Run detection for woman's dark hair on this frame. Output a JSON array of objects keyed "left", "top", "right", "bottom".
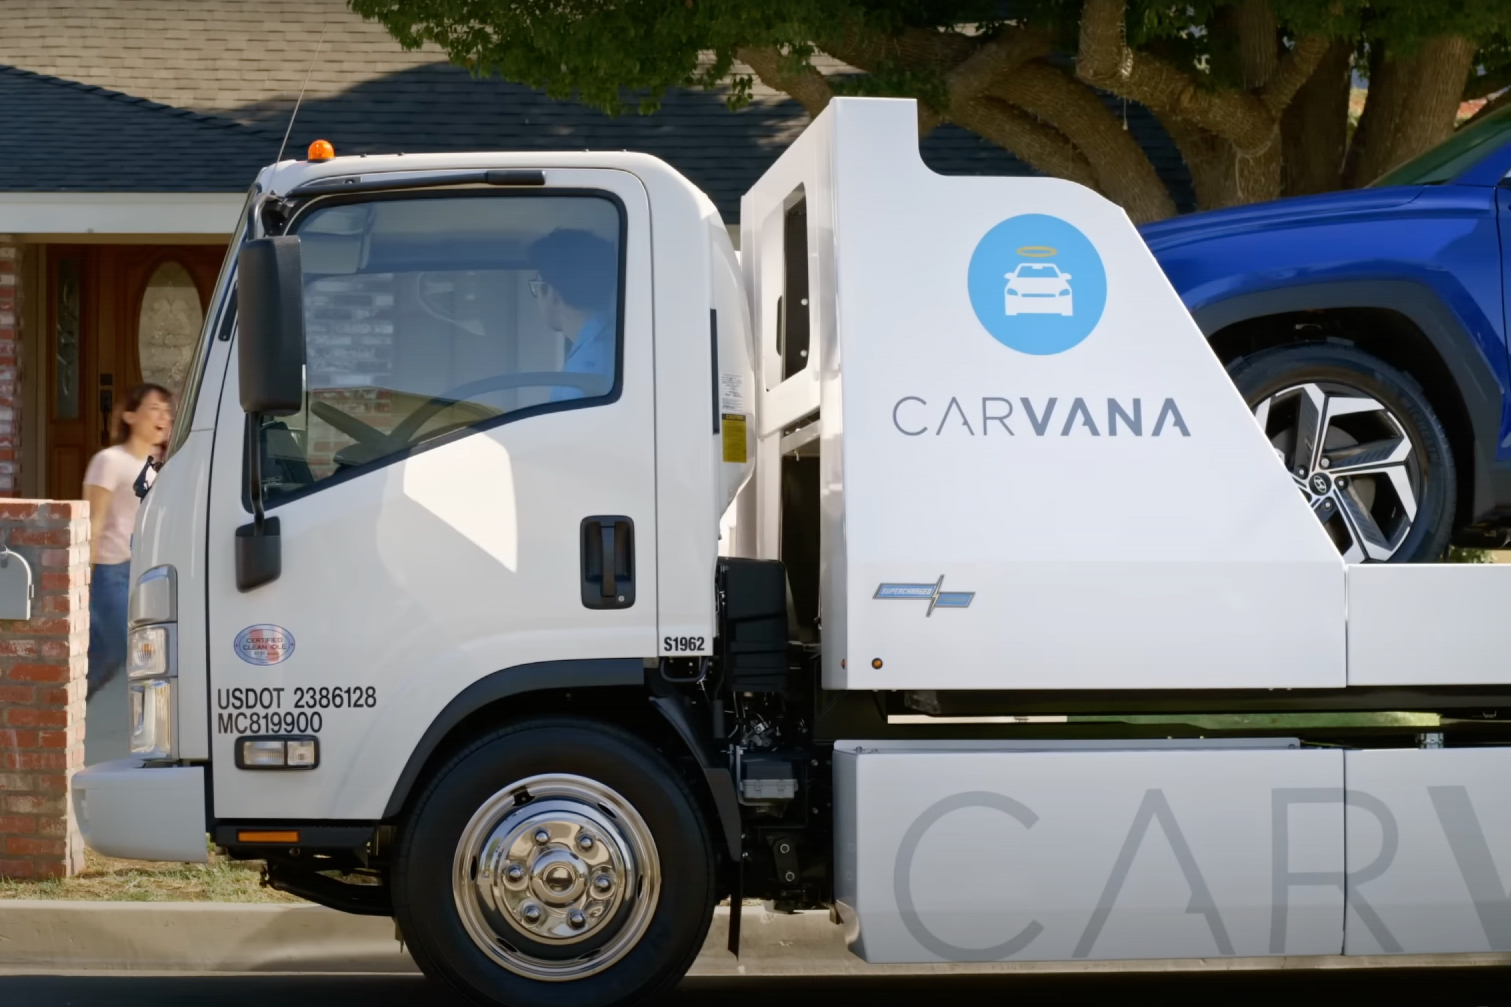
[{"left": 115, "top": 383, "right": 172, "bottom": 444}]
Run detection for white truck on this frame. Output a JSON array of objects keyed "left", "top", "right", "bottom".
[{"left": 73, "top": 97, "right": 1511, "bottom": 1004}]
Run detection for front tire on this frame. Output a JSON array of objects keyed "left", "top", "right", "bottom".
[
  {"left": 1228, "top": 343, "right": 1455, "bottom": 563},
  {"left": 393, "top": 718, "right": 716, "bottom": 1007}
]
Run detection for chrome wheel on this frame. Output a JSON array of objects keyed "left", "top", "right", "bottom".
[
  {"left": 452, "top": 773, "right": 661, "bottom": 982},
  {"left": 1253, "top": 381, "right": 1420, "bottom": 563}
]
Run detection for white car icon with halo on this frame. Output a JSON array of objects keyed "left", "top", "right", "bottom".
[{"left": 1004, "top": 260, "right": 1073, "bottom": 316}]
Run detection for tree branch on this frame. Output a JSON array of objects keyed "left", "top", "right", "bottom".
[
  {"left": 948, "top": 96, "right": 1101, "bottom": 191},
  {"left": 991, "top": 61, "right": 1175, "bottom": 222},
  {"left": 736, "top": 46, "right": 833, "bottom": 118},
  {"left": 1235, "top": 0, "right": 1280, "bottom": 90},
  {"left": 943, "top": 31, "right": 1055, "bottom": 104},
  {"left": 1078, "top": 0, "right": 1275, "bottom": 152},
  {"left": 1261, "top": 34, "right": 1331, "bottom": 117}
]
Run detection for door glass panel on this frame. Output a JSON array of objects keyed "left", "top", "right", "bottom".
[
  {"left": 258, "top": 193, "right": 624, "bottom": 505},
  {"left": 54, "top": 257, "right": 81, "bottom": 420},
  {"left": 138, "top": 261, "right": 204, "bottom": 395}
]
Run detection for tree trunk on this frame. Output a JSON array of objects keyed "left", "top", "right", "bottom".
[
  {"left": 1235, "top": 0, "right": 1279, "bottom": 90},
  {"left": 1077, "top": 0, "right": 1323, "bottom": 211},
  {"left": 947, "top": 96, "right": 1102, "bottom": 192},
  {"left": 1344, "top": 36, "right": 1477, "bottom": 187},
  {"left": 821, "top": 22, "right": 1172, "bottom": 219},
  {"left": 1281, "top": 39, "right": 1353, "bottom": 196},
  {"left": 1163, "top": 117, "right": 1283, "bottom": 211},
  {"left": 992, "top": 61, "right": 1175, "bottom": 222}
]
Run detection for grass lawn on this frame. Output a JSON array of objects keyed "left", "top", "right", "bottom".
[
  {"left": 0, "top": 847, "right": 305, "bottom": 903},
  {"left": 1073, "top": 711, "right": 1441, "bottom": 730}
]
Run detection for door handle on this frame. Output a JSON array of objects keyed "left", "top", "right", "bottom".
[{"left": 581, "top": 516, "right": 634, "bottom": 610}]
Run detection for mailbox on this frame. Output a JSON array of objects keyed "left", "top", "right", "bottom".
[{"left": 0, "top": 547, "right": 34, "bottom": 620}]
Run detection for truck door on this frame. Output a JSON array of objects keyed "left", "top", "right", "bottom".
[{"left": 205, "top": 172, "right": 657, "bottom": 819}]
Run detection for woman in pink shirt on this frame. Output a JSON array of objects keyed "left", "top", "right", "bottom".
[{"left": 83, "top": 383, "right": 171, "bottom": 699}]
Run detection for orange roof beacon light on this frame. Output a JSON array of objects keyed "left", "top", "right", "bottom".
[{"left": 307, "top": 139, "right": 335, "bottom": 162}]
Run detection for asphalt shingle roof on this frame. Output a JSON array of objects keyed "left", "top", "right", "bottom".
[
  {"left": 0, "top": 66, "right": 278, "bottom": 191},
  {"left": 0, "top": 0, "right": 1195, "bottom": 218}
]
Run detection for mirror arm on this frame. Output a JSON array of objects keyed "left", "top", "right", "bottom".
[
  {"left": 235, "top": 411, "right": 281, "bottom": 592},
  {"left": 245, "top": 412, "right": 267, "bottom": 529}
]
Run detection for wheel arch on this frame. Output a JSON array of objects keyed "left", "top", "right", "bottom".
[
  {"left": 1195, "top": 280, "right": 1502, "bottom": 528},
  {"left": 380, "top": 658, "right": 741, "bottom": 864}
]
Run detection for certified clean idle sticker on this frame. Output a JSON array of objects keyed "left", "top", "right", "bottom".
[{"left": 234, "top": 624, "right": 295, "bottom": 666}]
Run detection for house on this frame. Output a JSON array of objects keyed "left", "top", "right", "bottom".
[{"left": 0, "top": 0, "right": 1191, "bottom": 499}]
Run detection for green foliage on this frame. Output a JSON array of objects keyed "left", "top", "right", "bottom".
[
  {"left": 350, "top": 0, "right": 1006, "bottom": 114},
  {"left": 352, "top": 0, "right": 1511, "bottom": 118}
]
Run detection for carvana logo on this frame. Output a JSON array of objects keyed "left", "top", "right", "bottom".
[{"left": 967, "top": 214, "right": 1107, "bottom": 355}]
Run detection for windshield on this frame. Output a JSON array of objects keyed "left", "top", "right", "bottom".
[
  {"left": 165, "top": 185, "right": 255, "bottom": 459},
  {"left": 256, "top": 190, "right": 623, "bottom": 504},
  {"left": 1015, "top": 265, "right": 1060, "bottom": 278},
  {"left": 1371, "top": 103, "right": 1511, "bottom": 187}
]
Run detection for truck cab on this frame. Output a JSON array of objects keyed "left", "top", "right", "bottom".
[{"left": 72, "top": 99, "right": 1511, "bottom": 1006}]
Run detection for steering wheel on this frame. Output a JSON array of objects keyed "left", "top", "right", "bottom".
[{"left": 309, "top": 371, "right": 611, "bottom": 467}]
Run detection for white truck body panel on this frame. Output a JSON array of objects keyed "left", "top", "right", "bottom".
[
  {"left": 744, "top": 98, "right": 1349, "bottom": 692},
  {"left": 1346, "top": 564, "right": 1511, "bottom": 685},
  {"left": 835, "top": 741, "right": 1344, "bottom": 963},
  {"left": 1343, "top": 748, "right": 1511, "bottom": 954},
  {"left": 836, "top": 741, "right": 1511, "bottom": 964}
]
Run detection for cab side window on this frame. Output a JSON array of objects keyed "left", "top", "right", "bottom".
[{"left": 253, "top": 192, "right": 624, "bottom": 504}]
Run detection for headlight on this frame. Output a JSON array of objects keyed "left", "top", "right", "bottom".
[
  {"left": 130, "top": 679, "right": 174, "bottom": 759},
  {"left": 128, "top": 625, "right": 170, "bottom": 679}
]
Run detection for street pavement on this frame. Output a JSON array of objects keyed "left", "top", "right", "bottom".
[{"left": 5, "top": 968, "right": 1511, "bottom": 1006}]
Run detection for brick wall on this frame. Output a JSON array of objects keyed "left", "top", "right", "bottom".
[
  {"left": 0, "top": 237, "right": 18, "bottom": 496},
  {"left": 0, "top": 500, "right": 89, "bottom": 878}
]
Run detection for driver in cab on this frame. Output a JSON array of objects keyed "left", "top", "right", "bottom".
[{"left": 528, "top": 229, "right": 617, "bottom": 402}]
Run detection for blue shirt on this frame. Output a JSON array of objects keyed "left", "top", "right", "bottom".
[{"left": 551, "top": 312, "right": 615, "bottom": 402}]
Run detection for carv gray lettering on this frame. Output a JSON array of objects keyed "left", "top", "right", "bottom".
[
  {"left": 893, "top": 792, "right": 1044, "bottom": 961},
  {"left": 1429, "top": 785, "right": 1511, "bottom": 950},
  {"left": 1269, "top": 788, "right": 1399, "bottom": 954},
  {"left": 1073, "top": 788, "right": 1233, "bottom": 959}
]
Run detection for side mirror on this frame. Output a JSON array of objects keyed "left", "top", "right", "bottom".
[
  {"left": 237, "top": 237, "right": 306, "bottom": 416},
  {"left": 234, "top": 236, "right": 305, "bottom": 593},
  {"left": 1061, "top": 273, "right": 1073, "bottom": 280}
]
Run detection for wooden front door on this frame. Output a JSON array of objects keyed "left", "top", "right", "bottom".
[{"left": 45, "top": 245, "right": 225, "bottom": 499}]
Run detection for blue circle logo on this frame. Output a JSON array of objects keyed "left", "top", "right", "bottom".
[{"left": 967, "top": 214, "right": 1107, "bottom": 355}]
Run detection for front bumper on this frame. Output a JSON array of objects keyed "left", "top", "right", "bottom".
[{"left": 72, "top": 758, "right": 207, "bottom": 862}]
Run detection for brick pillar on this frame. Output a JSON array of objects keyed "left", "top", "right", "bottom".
[
  {"left": 0, "top": 238, "right": 19, "bottom": 496},
  {"left": 0, "top": 501, "right": 89, "bottom": 878}
]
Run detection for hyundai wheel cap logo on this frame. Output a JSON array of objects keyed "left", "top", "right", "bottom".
[{"left": 968, "top": 214, "right": 1107, "bottom": 355}]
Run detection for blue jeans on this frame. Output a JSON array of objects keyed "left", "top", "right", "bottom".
[{"left": 87, "top": 561, "right": 131, "bottom": 698}]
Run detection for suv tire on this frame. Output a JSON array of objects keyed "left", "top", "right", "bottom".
[{"left": 1228, "top": 343, "right": 1454, "bottom": 563}]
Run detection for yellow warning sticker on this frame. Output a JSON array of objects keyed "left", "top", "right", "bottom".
[{"left": 722, "top": 413, "right": 748, "bottom": 464}]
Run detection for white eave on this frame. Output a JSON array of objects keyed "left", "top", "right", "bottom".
[{"left": 0, "top": 192, "right": 243, "bottom": 236}]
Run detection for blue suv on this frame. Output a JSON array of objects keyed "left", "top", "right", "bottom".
[{"left": 1142, "top": 105, "right": 1511, "bottom": 563}]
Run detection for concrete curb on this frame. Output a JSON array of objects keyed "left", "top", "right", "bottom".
[{"left": 3, "top": 901, "right": 1511, "bottom": 975}]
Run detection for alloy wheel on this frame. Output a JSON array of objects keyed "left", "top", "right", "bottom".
[{"left": 1252, "top": 381, "right": 1420, "bottom": 563}]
